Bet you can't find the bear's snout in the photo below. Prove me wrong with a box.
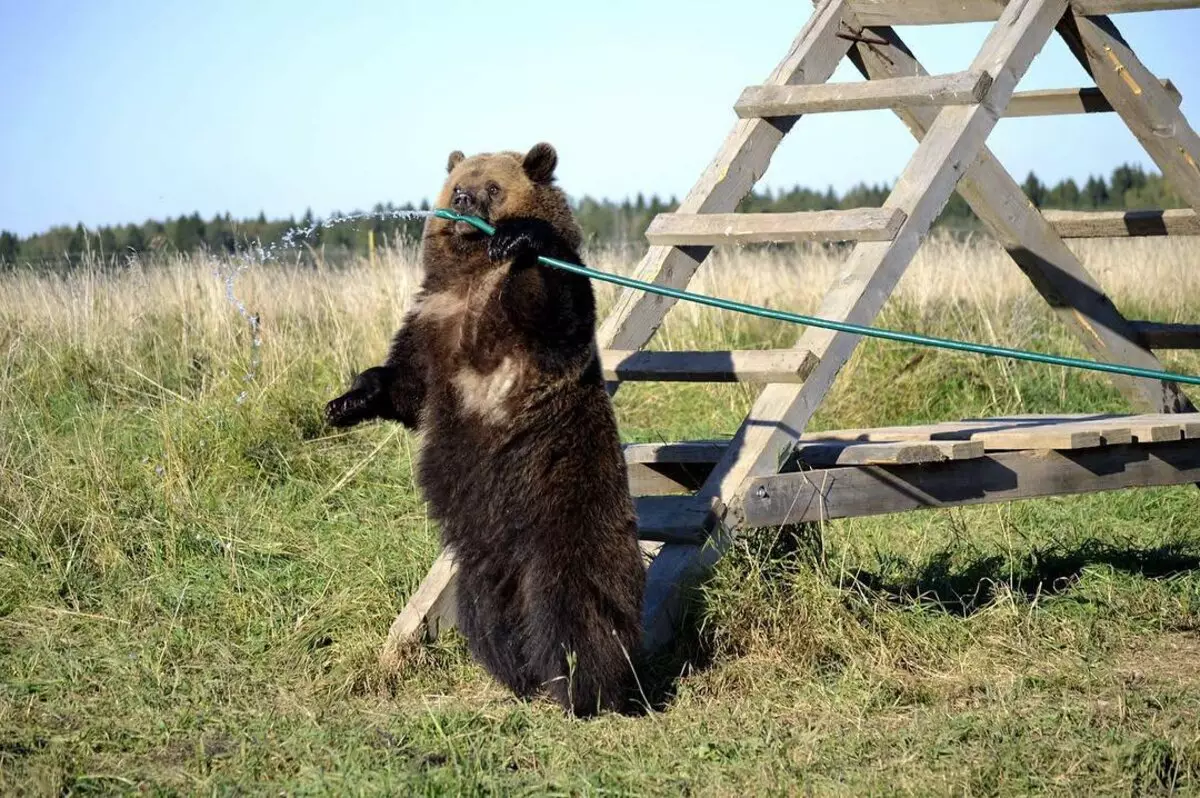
[452,188,491,218]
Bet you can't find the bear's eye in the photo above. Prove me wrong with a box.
[486,183,501,197]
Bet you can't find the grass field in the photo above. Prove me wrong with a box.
[2,234,1200,795]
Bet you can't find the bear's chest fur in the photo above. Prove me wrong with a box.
[411,264,535,429]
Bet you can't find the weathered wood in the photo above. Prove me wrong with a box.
[735,71,992,117]
[596,0,855,366]
[644,208,906,246]
[743,439,1200,527]
[1042,209,1200,238]
[640,0,1071,653]
[847,24,1195,414]
[380,548,459,659]
[847,0,1200,25]
[601,349,819,383]
[1132,322,1200,349]
[635,496,721,543]
[802,418,1133,449]
[624,440,730,464]
[1058,13,1200,211]
[1005,80,1180,117]
[627,462,709,496]
[791,438,986,466]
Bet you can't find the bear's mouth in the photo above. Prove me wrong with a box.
[454,219,488,239]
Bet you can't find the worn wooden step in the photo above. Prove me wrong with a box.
[644,208,907,246]
[635,496,718,543]
[735,71,992,117]
[743,439,1200,528]
[601,349,818,383]
[1040,209,1200,238]
[790,438,986,467]
[846,0,1200,25]
[1005,80,1181,117]
[1131,322,1200,350]
[803,417,1136,450]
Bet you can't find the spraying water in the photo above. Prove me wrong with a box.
[219,208,436,403]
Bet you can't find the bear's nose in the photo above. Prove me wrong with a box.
[452,190,475,213]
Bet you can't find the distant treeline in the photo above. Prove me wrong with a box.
[0,163,1185,268]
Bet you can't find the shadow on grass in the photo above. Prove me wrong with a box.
[844,537,1200,617]
[628,527,1200,713]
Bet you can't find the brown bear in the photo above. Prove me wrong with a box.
[325,143,645,716]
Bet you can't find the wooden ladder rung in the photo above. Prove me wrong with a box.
[1005,80,1181,117]
[645,208,907,246]
[1131,322,1200,350]
[1041,209,1200,238]
[734,70,992,117]
[791,438,986,467]
[602,349,818,383]
[624,440,729,464]
[845,0,1200,26]
[635,496,717,543]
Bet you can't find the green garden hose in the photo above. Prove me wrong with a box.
[433,208,1200,389]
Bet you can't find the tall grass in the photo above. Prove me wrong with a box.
[2,234,1200,795]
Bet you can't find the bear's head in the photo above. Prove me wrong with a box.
[428,143,581,252]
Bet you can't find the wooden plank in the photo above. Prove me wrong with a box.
[627,462,709,496]
[624,440,730,465]
[734,70,992,117]
[601,349,819,383]
[380,548,459,658]
[1042,209,1200,238]
[644,208,906,246]
[801,416,1134,449]
[846,0,1200,25]
[790,438,986,466]
[958,413,1200,441]
[596,0,855,364]
[1132,321,1200,349]
[743,439,1200,527]
[1058,13,1200,211]
[635,496,720,543]
[1005,80,1181,117]
[639,0,1072,653]
[846,24,1195,415]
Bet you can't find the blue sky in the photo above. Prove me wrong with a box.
[1,1,1198,237]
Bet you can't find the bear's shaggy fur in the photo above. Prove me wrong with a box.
[325,143,644,716]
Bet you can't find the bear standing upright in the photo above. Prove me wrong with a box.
[325,143,645,716]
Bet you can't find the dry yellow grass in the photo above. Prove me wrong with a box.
[3,232,1196,365]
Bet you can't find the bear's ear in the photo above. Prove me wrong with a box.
[446,150,465,173]
[522,143,557,184]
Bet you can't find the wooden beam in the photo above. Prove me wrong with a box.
[734,71,992,117]
[1058,12,1200,211]
[846,24,1195,414]
[847,0,1200,25]
[596,0,855,369]
[1132,321,1200,349]
[380,548,459,661]
[601,349,819,383]
[790,438,986,466]
[1005,80,1181,117]
[639,0,1072,653]
[644,208,906,246]
[743,439,1200,527]
[1042,208,1200,238]
[635,496,720,543]
[624,440,730,464]
[802,417,1135,449]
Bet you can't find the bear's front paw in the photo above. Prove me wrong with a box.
[324,392,372,428]
[488,218,558,264]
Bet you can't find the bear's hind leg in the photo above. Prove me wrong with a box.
[522,573,640,717]
[455,566,537,700]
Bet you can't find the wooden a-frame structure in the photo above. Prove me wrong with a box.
[382,0,1200,664]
